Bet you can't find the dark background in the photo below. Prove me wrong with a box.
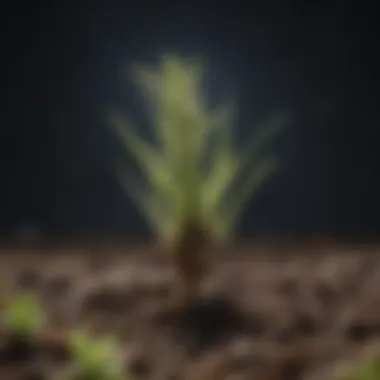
[1,1,378,239]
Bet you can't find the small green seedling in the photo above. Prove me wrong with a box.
[63,329,126,380]
[1,292,44,337]
[110,54,287,303]
[343,357,380,380]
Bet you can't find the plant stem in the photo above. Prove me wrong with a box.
[168,224,213,305]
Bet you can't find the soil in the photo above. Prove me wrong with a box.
[0,239,380,380]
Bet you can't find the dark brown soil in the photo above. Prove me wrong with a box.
[0,239,380,380]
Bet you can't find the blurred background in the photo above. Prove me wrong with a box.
[0,4,379,379]
[1,0,378,241]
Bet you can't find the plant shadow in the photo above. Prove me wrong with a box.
[154,294,264,353]
[0,333,37,364]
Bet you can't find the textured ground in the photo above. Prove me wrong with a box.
[0,239,380,380]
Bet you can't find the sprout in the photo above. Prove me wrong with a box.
[109,54,286,302]
[343,357,380,380]
[1,292,44,337]
[64,329,126,380]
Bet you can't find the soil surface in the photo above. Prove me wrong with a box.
[0,239,380,380]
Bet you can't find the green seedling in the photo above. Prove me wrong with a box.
[1,292,44,337]
[62,329,126,380]
[109,54,287,303]
[343,357,380,380]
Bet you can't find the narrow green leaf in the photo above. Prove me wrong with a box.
[207,111,287,230]
[109,111,174,194]
[208,102,235,135]
[239,111,288,168]
[116,169,178,241]
[217,156,277,237]
[201,103,238,219]
[131,65,161,104]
